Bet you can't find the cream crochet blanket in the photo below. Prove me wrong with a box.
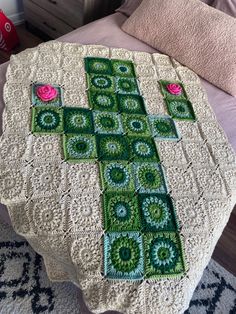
[0,41,235,314]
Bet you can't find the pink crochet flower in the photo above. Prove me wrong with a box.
[36,84,58,102]
[166,83,182,96]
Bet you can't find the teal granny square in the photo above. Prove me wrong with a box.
[93,111,123,134]
[31,106,63,134]
[96,134,130,161]
[148,115,180,141]
[111,59,136,78]
[88,90,118,112]
[84,57,112,75]
[32,83,63,107]
[63,134,97,162]
[133,162,167,194]
[165,99,196,121]
[115,77,140,95]
[138,194,178,232]
[103,192,141,231]
[128,136,160,162]
[117,94,146,115]
[64,107,94,134]
[104,232,144,280]
[87,74,115,92]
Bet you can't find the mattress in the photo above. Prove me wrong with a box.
[0,12,236,313]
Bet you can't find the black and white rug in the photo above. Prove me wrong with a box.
[0,221,235,314]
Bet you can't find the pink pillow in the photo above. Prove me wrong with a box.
[212,0,236,17]
[122,0,236,97]
[116,0,143,16]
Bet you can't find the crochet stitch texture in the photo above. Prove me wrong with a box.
[0,42,236,314]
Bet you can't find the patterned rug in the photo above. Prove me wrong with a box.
[0,220,235,314]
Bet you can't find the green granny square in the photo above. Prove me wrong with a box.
[159,80,187,100]
[117,94,146,115]
[88,91,118,112]
[129,136,160,162]
[63,134,97,162]
[165,99,196,121]
[96,134,130,161]
[122,114,151,136]
[87,74,115,92]
[64,107,94,134]
[115,77,140,95]
[31,106,63,134]
[84,57,112,75]
[32,83,63,107]
[103,192,141,231]
[100,161,135,192]
[143,232,185,279]
[93,111,123,135]
[138,194,178,232]
[111,59,136,77]
[148,115,180,141]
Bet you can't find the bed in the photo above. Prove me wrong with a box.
[0,11,236,313]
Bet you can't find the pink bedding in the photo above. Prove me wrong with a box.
[0,13,236,306]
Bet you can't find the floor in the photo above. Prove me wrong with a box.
[0,24,236,277]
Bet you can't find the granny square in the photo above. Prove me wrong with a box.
[87,74,115,92]
[115,77,140,95]
[32,83,63,107]
[128,136,160,162]
[31,106,63,134]
[100,161,135,192]
[64,107,94,134]
[143,232,185,279]
[103,192,141,231]
[165,99,196,121]
[148,115,180,140]
[93,111,123,134]
[133,162,168,194]
[138,194,178,232]
[104,232,144,279]
[88,91,118,112]
[117,94,146,115]
[96,134,130,161]
[159,80,187,100]
[111,59,136,77]
[122,114,151,136]
[84,57,112,75]
[63,134,97,162]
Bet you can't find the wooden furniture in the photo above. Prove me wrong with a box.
[23,0,121,39]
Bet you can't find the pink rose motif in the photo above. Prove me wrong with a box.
[166,83,182,96]
[36,84,58,102]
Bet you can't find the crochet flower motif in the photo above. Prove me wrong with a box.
[166,83,182,96]
[36,84,58,102]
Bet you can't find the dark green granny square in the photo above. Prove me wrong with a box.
[31,106,63,134]
[64,107,94,134]
[88,90,118,112]
[122,114,151,136]
[115,77,140,95]
[87,74,115,92]
[111,59,136,78]
[128,136,160,162]
[84,57,112,75]
[117,94,146,115]
[165,99,196,121]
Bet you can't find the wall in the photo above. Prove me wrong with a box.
[0,0,24,25]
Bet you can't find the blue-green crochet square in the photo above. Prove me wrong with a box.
[32,83,63,107]
[122,114,151,136]
[84,57,112,75]
[64,107,94,134]
[133,162,167,194]
[111,59,136,78]
[165,99,196,121]
[96,134,130,161]
[159,80,187,100]
[115,77,140,95]
[31,106,63,134]
[100,161,135,192]
[138,194,178,232]
[93,111,123,134]
[88,90,118,112]
[87,74,115,92]
[128,136,160,162]
[117,94,146,115]
[104,232,144,280]
[63,134,97,162]
[148,115,180,141]
[143,232,185,279]
[103,192,141,231]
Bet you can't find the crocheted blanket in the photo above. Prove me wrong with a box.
[0,41,236,314]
